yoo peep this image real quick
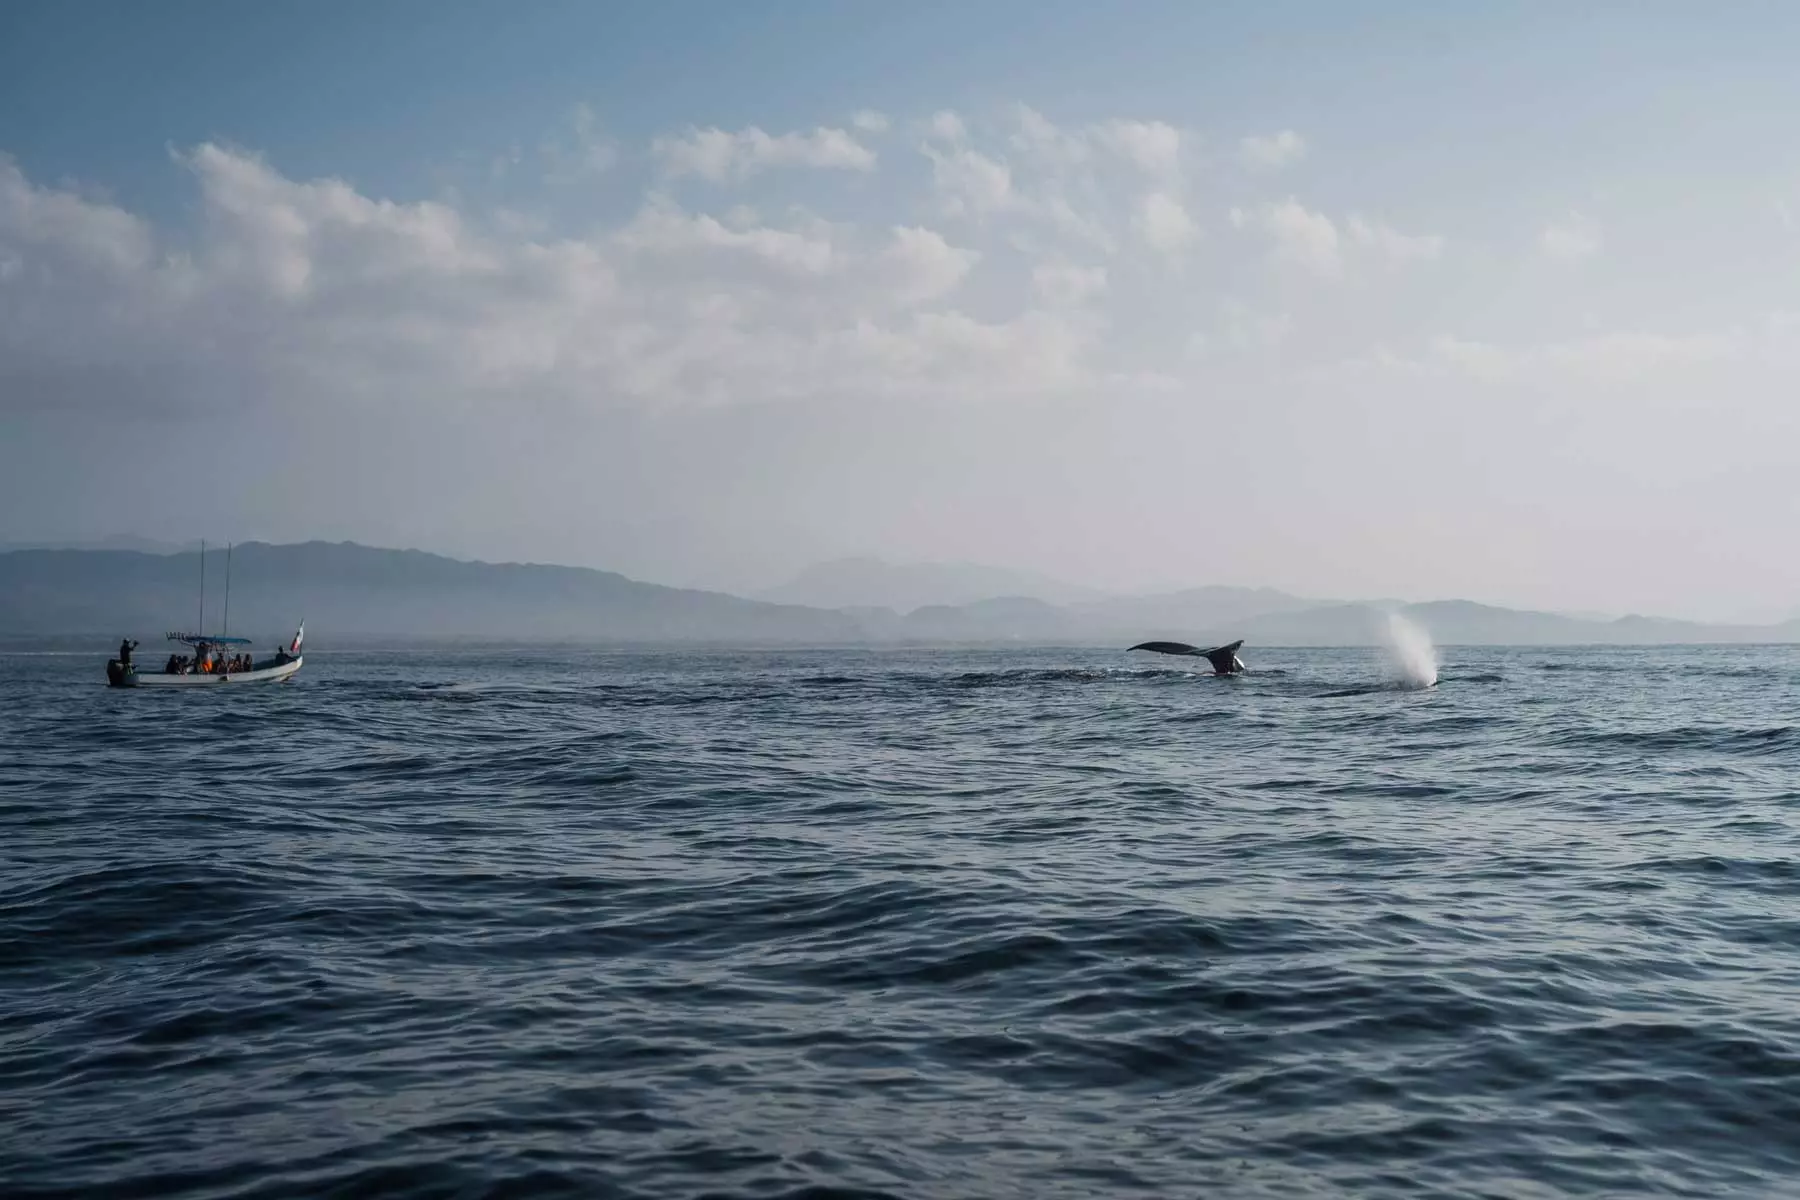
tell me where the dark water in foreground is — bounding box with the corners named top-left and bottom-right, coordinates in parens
top-left (3, 642), bottom-right (1799, 1199)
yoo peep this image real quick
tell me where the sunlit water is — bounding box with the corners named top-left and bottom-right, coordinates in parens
top-left (3, 642), bottom-right (1798, 1198)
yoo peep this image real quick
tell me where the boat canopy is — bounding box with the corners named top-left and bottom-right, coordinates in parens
top-left (164, 632), bottom-right (254, 645)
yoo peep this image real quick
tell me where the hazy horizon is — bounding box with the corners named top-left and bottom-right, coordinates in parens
top-left (6, 4), bottom-right (1799, 624)
top-left (8, 535), bottom-right (1799, 632)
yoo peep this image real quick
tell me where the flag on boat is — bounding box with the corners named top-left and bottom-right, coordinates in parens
top-left (289, 623), bottom-right (304, 655)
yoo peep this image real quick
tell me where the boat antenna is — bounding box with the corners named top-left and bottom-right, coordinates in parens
top-left (198, 538), bottom-right (205, 637)
top-left (223, 542), bottom-right (232, 637)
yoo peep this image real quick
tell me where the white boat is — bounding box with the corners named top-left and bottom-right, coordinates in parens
top-left (103, 538), bottom-right (305, 688)
top-left (107, 625), bottom-right (305, 688)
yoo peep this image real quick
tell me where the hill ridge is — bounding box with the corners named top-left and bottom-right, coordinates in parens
top-left (2, 541), bottom-right (1795, 645)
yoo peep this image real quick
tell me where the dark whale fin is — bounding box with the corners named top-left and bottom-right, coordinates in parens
top-left (1200, 639), bottom-right (1245, 674)
top-left (1126, 640), bottom-right (1203, 656)
top-left (1127, 638), bottom-right (1247, 674)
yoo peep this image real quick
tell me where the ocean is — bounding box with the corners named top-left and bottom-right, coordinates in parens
top-left (2, 641), bottom-right (1797, 1198)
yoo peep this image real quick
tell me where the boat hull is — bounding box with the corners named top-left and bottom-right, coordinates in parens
top-left (108, 657), bottom-right (303, 688)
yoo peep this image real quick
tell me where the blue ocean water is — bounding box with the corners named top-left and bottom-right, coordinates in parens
top-left (2, 641), bottom-right (1798, 1199)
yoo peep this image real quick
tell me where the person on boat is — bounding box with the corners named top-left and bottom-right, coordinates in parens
top-left (118, 638), bottom-right (137, 670)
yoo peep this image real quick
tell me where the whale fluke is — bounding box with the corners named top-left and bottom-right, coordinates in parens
top-left (1127, 638), bottom-right (1247, 675)
top-left (1127, 640), bottom-right (1203, 656)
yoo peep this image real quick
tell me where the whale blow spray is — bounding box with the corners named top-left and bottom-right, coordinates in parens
top-left (1383, 611), bottom-right (1439, 689)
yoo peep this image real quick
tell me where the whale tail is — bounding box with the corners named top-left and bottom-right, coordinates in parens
top-left (1126, 638), bottom-right (1246, 675)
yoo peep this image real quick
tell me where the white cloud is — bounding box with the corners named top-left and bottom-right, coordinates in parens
top-left (924, 143), bottom-right (1016, 217)
top-left (1031, 261), bottom-right (1108, 306)
top-left (1009, 107), bottom-right (1182, 179)
top-left (1095, 120), bottom-right (1182, 178)
top-left (1240, 130), bottom-right (1307, 169)
top-left (873, 226), bottom-right (981, 304)
top-left (917, 108), bottom-right (1189, 259)
top-left (0, 153), bottom-right (155, 274)
top-left (1134, 192), bottom-right (1198, 253)
top-left (1539, 211), bottom-right (1602, 260)
top-left (0, 144), bottom-right (1091, 423)
top-left (1009, 105), bottom-right (1087, 169)
top-left (614, 200), bottom-right (840, 275)
top-left (927, 110), bottom-right (967, 143)
top-left (1036, 196), bottom-right (1115, 253)
top-left (0, 114), bottom-right (1735, 452)
top-left (652, 124), bottom-right (876, 181)
top-left (1232, 197), bottom-right (1340, 275)
top-left (1346, 215), bottom-right (1444, 263)
top-left (1232, 200), bottom-right (1440, 274)
top-left (834, 308), bottom-right (1102, 397)
top-left (851, 110), bottom-right (890, 133)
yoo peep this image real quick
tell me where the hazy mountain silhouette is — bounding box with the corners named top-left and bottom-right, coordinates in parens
top-left (1227, 599), bottom-right (1797, 646)
top-left (0, 542), bottom-right (867, 643)
top-left (757, 557), bottom-right (1105, 610)
top-left (2, 541), bottom-right (1796, 646)
top-left (897, 596), bottom-right (1077, 640)
top-left (1071, 585), bottom-right (1326, 637)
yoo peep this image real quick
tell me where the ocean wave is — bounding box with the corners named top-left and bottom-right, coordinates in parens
top-left (4, 642), bottom-right (1800, 1198)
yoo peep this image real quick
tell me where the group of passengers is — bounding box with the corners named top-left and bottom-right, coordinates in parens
top-left (162, 651), bottom-right (255, 675)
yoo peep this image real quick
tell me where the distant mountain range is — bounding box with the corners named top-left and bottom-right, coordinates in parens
top-left (0, 542), bottom-right (865, 644)
top-left (1, 541), bottom-right (1796, 646)
top-left (755, 556), bottom-right (1107, 610)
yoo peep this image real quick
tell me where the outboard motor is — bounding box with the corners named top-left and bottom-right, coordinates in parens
top-left (106, 658), bottom-right (128, 687)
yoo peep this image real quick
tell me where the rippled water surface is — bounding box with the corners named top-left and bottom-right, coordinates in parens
top-left (4, 642), bottom-right (1799, 1198)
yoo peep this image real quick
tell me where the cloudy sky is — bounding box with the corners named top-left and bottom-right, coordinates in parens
top-left (3, 1), bottom-right (1798, 621)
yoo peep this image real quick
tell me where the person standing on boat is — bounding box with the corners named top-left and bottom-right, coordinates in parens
top-left (118, 638), bottom-right (137, 670)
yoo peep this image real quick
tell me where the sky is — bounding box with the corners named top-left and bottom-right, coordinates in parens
top-left (3, 0), bottom-right (1799, 622)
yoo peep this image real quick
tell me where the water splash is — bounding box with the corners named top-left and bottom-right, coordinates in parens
top-left (1383, 611), bottom-right (1439, 689)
